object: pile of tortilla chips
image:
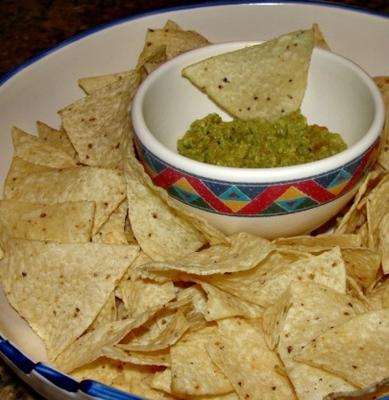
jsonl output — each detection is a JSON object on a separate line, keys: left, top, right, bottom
{"left": 0, "top": 21, "right": 388, "bottom": 400}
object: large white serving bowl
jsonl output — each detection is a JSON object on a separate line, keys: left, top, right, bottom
{"left": 0, "top": 2, "right": 388, "bottom": 400}
{"left": 132, "top": 41, "right": 384, "bottom": 238}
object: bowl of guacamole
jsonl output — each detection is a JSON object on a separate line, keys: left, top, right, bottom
{"left": 177, "top": 111, "right": 347, "bottom": 168}
{"left": 131, "top": 37, "right": 385, "bottom": 239}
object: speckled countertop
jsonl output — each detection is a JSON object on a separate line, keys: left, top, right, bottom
{"left": 0, "top": 1, "right": 388, "bottom": 399}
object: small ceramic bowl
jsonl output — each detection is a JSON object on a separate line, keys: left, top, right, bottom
{"left": 131, "top": 42, "right": 385, "bottom": 239}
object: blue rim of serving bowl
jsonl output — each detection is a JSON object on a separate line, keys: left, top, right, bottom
{"left": 0, "top": 335, "right": 143, "bottom": 399}
{"left": 0, "top": 2, "right": 388, "bottom": 400}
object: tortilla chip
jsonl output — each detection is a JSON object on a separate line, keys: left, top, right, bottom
{"left": 274, "top": 233, "right": 362, "bottom": 252}
{"left": 263, "top": 282, "right": 368, "bottom": 399}
{"left": 341, "top": 247, "right": 381, "bottom": 289}
{"left": 367, "top": 280, "right": 389, "bottom": 310}
{"left": 378, "top": 213, "right": 389, "bottom": 273}
{"left": 12, "top": 126, "right": 76, "bottom": 168}
{"left": 1, "top": 238, "right": 139, "bottom": 361}
{"left": 78, "top": 70, "right": 139, "bottom": 94}
{"left": 87, "top": 292, "right": 117, "bottom": 332}
{"left": 123, "top": 145, "right": 207, "bottom": 260}
{"left": 295, "top": 309, "right": 389, "bottom": 388}
{"left": 199, "top": 282, "right": 264, "bottom": 320}
{"left": 92, "top": 199, "right": 128, "bottom": 244}
{"left": 117, "top": 364, "right": 176, "bottom": 399}
{"left": 102, "top": 345, "right": 170, "bottom": 367}
{"left": 71, "top": 357, "right": 127, "bottom": 387}
{"left": 182, "top": 28, "right": 314, "bottom": 120}
{"left": 207, "top": 318, "right": 296, "bottom": 399}
{"left": 366, "top": 174, "right": 389, "bottom": 249}
{"left": 3, "top": 157, "right": 52, "bottom": 198}
{"left": 126, "top": 137, "right": 227, "bottom": 247}
{"left": 4, "top": 165, "right": 126, "bottom": 234}
{"left": 0, "top": 199, "right": 94, "bottom": 244}
{"left": 336, "top": 170, "right": 383, "bottom": 234}
{"left": 55, "top": 309, "right": 155, "bottom": 373}
{"left": 150, "top": 368, "right": 173, "bottom": 394}
{"left": 71, "top": 358, "right": 172, "bottom": 399}
{"left": 324, "top": 377, "right": 389, "bottom": 399}
{"left": 136, "top": 23, "right": 209, "bottom": 71}
{"left": 374, "top": 76, "right": 389, "bottom": 171}
{"left": 118, "top": 266, "right": 176, "bottom": 319}
{"left": 36, "top": 120, "right": 76, "bottom": 158}
{"left": 205, "top": 247, "right": 346, "bottom": 309}
{"left": 170, "top": 325, "right": 233, "bottom": 396}
{"left": 59, "top": 73, "right": 140, "bottom": 169}
{"left": 138, "top": 232, "right": 274, "bottom": 278}
{"left": 313, "top": 23, "right": 331, "bottom": 50}
{"left": 166, "top": 285, "right": 208, "bottom": 319}
{"left": 118, "top": 309, "right": 190, "bottom": 352}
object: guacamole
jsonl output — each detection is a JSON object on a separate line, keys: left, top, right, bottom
{"left": 177, "top": 111, "right": 347, "bottom": 168}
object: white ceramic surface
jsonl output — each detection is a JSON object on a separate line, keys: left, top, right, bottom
{"left": 0, "top": 2, "right": 388, "bottom": 400}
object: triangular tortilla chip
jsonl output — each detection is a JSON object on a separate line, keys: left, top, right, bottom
{"left": 59, "top": 73, "right": 140, "bottom": 169}
{"left": 263, "top": 282, "right": 368, "bottom": 399}
{"left": 138, "top": 232, "right": 274, "bottom": 277}
{"left": 92, "top": 199, "right": 128, "bottom": 244}
{"left": 3, "top": 157, "right": 52, "bottom": 198}
{"left": 36, "top": 120, "right": 76, "bottom": 158}
{"left": 0, "top": 199, "right": 95, "bottom": 244}
{"left": 182, "top": 28, "right": 314, "bottom": 120}
{"left": 4, "top": 165, "right": 126, "bottom": 234}
{"left": 199, "top": 282, "right": 264, "bottom": 320}
{"left": 313, "top": 23, "right": 330, "bottom": 50}
{"left": 204, "top": 247, "right": 346, "bottom": 308}
{"left": 170, "top": 326, "right": 233, "bottom": 396}
{"left": 324, "top": 377, "right": 389, "bottom": 400}
{"left": 78, "top": 70, "right": 139, "bottom": 95}
{"left": 102, "top": 346, "right": 170, "bottom": 367}
{"left": 123, "top": 144, "right": 207, "bottom": 261}
{"left": 295, "top": 309, "right": 389, "bottom": 389}
{"left": 207, "top": 318, "right": 296, "bottom": 399}
{"left": 1, "top": 239, "right": 139, "bottom": 361}
{"left": 136, "top": 23, "right": 209, "bottom": 71}
{"left": 12, "top": 126, "right": 76, "bottom": 168}
{"left": 55, "top": 311, "right": 154, "bottom": 373}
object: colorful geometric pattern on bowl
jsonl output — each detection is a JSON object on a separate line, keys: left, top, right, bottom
{"left": 135, "top": 137, "right": 379, "bottom": 217}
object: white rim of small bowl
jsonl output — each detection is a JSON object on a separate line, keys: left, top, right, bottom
{"left": 132, "top": 42, "right": 385, "bottom": 183}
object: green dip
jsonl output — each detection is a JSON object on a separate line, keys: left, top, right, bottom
{"left": 177, "top": 111, "right": 347, "bottom": 168}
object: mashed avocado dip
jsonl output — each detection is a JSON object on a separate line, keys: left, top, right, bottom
{"left": 177, "top": 111, "right": 347, "bottom": 168}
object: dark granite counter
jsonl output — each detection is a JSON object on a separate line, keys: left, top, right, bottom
{"left": 0, "top": 1, "right": 387, "bottom": 399}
